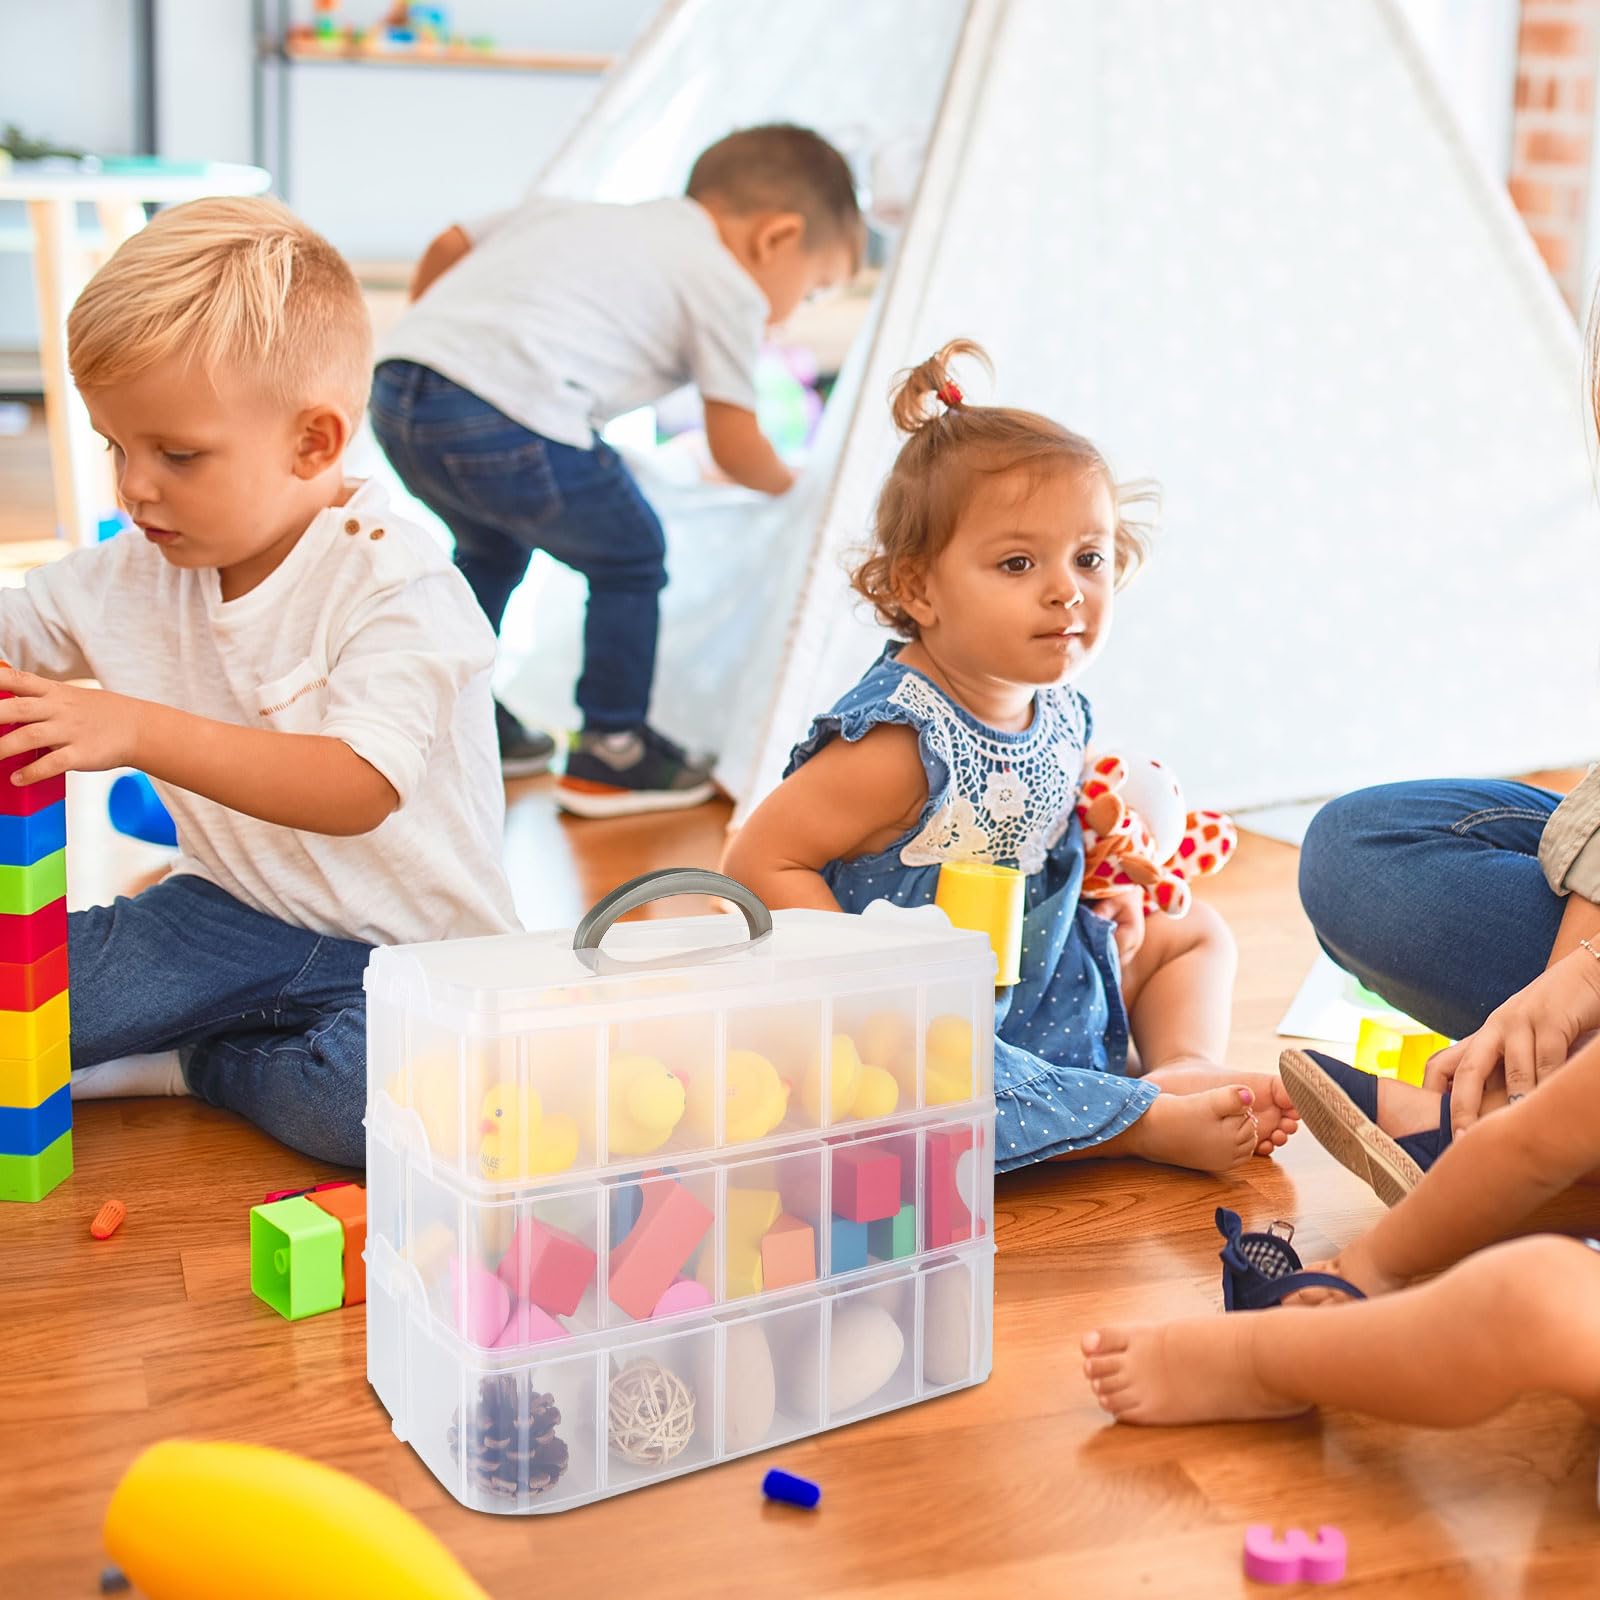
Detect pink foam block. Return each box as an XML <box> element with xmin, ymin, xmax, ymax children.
<box><xmin>831</xmin><ymin>1145</ymin><xmax>901</xmax><ymax>1223</ymax></box>
<box><xmin>609</xmin><ymin>1180</ymin><xmax>713</xmax><ymax>1320</ymax></box>
<box><xmin>652</xmin><ymin>1277</ymin><xmax>714</xmax><ymax>1318</ymax></box>
<box><xmin>924</xmin><ymin>1128</ymin><xmax>975</xmax><ymax>1249</ymax></box>
<box><xmin>448</xmin><ymin>1255</ymin><xmax>511</xmax><ymax>1347</ymax></box>
<box><xmin>492</xmin><ymin>1298</ymin><xmax>568</xmax><ymax>1349</ymax></box>
<box><xmin>496</xmin><ymin>1219</ymin><xmax>598</xmax><ymax>1318</ymax></box>
<box><xmin>1242</xmin><ymin>1525</ymin><xmax>1347</xmax><ymax>1585</ymax></box>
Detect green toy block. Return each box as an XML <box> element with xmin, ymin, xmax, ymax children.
<box><xmin>868</xmin><ymin>1202</ymin><xmax>917</xmax><ymax>1261</ymax></box>
<box><xmin>0</xmin><ymin>850</ymin><xmax>66</xmax><ymax>917</ymax></box>
<box><xmin>250</xmin><ymin>1195</ymin><xmax>344</xmax><ymax>1319</ymax></box>
<box><xmin>0</xmin><ymin>1127</ymin><xmax>71</xmax><ymax>1201</ymax></box>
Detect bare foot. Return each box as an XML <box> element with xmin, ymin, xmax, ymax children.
<box><xmin>1143</xmin><ymin>1061</ymin><xmax>1300</xmax><ymax>1156</ymax></box>
<box><xmin>1285</xmin><ymin>1237</ymin><xmax>1407</xmax><ymax>1306</ymax></box>
<box><xmin>1123</xmin><ymin>1084</ymin><xmax>1260</xmax><ymax>1172</ymax></box>
<box><xmin>1080</xmin><ymin>1319</ymin><xmax>1311</xmax><ymax>1424</ymax></box>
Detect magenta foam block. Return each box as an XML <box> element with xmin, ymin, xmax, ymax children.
<box><xmin>1242</xmin><ymin>1525</ymin><xmax>1347</xmax><ymax>1585</ymax></box>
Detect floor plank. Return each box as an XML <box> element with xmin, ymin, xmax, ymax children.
<box><xmin>2</xmin><ymin>784</ymin><xmax>1597</xmax><ymax>1597</ymax></box>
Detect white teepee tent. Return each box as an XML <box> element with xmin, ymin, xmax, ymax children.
<box><xmin>500</xmin><ymin>0</ymin><xmax>1600</xmax><ymax>818</ymax></box>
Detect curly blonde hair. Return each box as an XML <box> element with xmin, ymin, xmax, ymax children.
<box><xmin>852</xmin><ymin>339</ymin><xmax>1158</xmax><ymax>636</ymax></box>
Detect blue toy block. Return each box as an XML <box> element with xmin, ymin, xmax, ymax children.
<box><xmin>0</xmin><ymin>1083</ymin><xmax>70</xmax><ymax>1156</ymax></box>
<box><xmin>108</xmin><ymin>773</ymin><xmax>177</xmax><ymax>847</ymax></box>
<box><xmin>829</xmin><ymin>1213</ymin><xmax>869</xmax><ymax>1275</ymax></box>
<box><xmin>609</xmin><ymin>1180</ymin><xmax>643</xmax><ymax>1247</ymax></box>
<box><xmin>0</xmin><ymin>801</ymin><xmax>65</xmax><ymax>868</ymax></box>
<box><xmin>762</xmin><ymin>1468</ymin><xmax>820</xmax><ymax>1508</ymax></box>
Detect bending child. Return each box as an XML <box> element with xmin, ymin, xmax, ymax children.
<box><xmin>6</xmin><ymin>198</ymin><xmax>519</xmax><ymax>1165</ymax></box>
<box><xmin>725</xmin><ymin>341</ymin><xmax>1298</xmax><ymax>1175</ymax></box>
<box><xmin>1081</xmin><ymin>1035</ymin><xmax>1600</xmax><ymax>1427</ymax></box>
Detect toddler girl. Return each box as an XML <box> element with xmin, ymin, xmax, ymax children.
<box><xmin>725</xmin><ymin>341</ymin><xmax>1298</xmax><ymax>1174</ymax></box>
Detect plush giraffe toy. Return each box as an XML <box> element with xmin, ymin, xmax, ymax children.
<box><xmin>1076</xmin><ymin>752</ymin><xmax>1237</xmax><ymax>918</ymax></box>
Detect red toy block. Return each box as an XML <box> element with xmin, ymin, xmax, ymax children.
<box><xmin>497</xmin><ymin>1218</ymin><xmax>598</xmax><ymax>1318</ymax></box>
<box><xmin>608</xmin><ymin>1180</ymin><xmax>713</xmax><ymax>1320</ymax></box>
<box><xmin>0</xmin><ymin>944</ymin><xmax>67</xmax><ymax>1012</ymax></box>
<box><xmin>830</xmin><ymin>1145</ymin><xmax>901</xmax><ymax>1223</ymax></box>
<box><xmin>307</xmin><ymin>1183</ymin><xmax>367</xmax><ymax>1305</ymax></box>
<box><xmin>0</xmin><ymin>704</ymin><xmax>64</xmax><ymax>819</ymax></box>
<box><xmin>0</xmin><ymin>899</ymin><xmax>65</xmax><ymax>965</ymax></box>
<box><xmin>925</xmin><ymin>1128</ymin><xmax>974</xmax><ymax>1249</ymax></box>
<box><xmin>760</xmin><ymin>1213</ymin><xmax>816</xmax><ymax>1290</ymax></box>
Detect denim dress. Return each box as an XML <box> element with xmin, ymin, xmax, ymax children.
<box><xmin>786</xmin><ymin>645</ymin><xmax>1159</xmax><ymax>1170</ymax></box>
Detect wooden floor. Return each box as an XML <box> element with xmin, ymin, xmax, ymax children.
<box><xmin>3</xmin><ymin>778</ymin><xmax>1597</xmax><ymax>1598</ymax></box>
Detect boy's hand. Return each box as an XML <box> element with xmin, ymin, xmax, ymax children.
<box><xmin>0</xmin><ymin>667</ymin><xmax>144</xmax><ymax>783</ymax></box>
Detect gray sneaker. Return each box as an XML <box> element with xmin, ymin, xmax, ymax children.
<box><xmin>556</xmin><ymin>724</ymin><xmax>716</xmax><ymax>818</ymax></box>
<box><xmin>496</xmin><ymin>701</ymin><xmax>557</xmax><ymax>778</ymax></box>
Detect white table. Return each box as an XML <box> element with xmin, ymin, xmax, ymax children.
<box><xmin>0</xmin><ymin>161</ymin><xmax>272</xmax><ymax>545</ymax></box>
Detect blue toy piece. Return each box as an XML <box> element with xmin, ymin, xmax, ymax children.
<box><xmin>108</xmin><ymin>772</ymin><xmax>177</xmax><ymax>847</ymax></box>
<box><xmin>762</xmin><ymin>1468</ymin><xmax>820</xmax><ymax>1509</ymax></box>
<box><xmin>829</xmin><ymin>1213</ymin><xmax>869</xmax><ymax>1275</ymax></box>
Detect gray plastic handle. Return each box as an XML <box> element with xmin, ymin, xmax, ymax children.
<box><xmin>572</xmin><ymin>868</ymin><xmax>773</xmax><ymax>962</ymax></box>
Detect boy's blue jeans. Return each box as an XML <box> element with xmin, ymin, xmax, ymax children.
<box><xmin>69</xmin><ymin>875</ymin><xmax>371</xmax><ymax>1166</ymax></box>
<box><xmin>370</xmin><ymin>360</ymin><xmax>668</xmax><ymax>732</ymax></box>
<box><xmin>1298</xmin><ymin>779</ymin><xmax>1566</xmax><ymax>1042</ymax></box>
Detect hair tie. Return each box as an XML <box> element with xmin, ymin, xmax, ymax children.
<box><xmin>936</xmin><ymin>381</ymin><xmax>963</xmax><ymax>409</ymax></box>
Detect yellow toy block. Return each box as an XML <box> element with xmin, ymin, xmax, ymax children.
<box><xmin>1354</xmin><ymin>1017</ymin><xmax>1450</xmax><ymax>1087</ymax></box>
<box><xmin>0</xmin><ymin>1038</ymin><xmax>69</xmax><ymax>1108</ymax></box>
<box><xmin>722</xmin><ymin>1187</ymin><xmax>781</xmax><ymax>1299</ymax></box>
<box><xmin>0</xmin><ymin>989</ymin><xmax>69</xmax><ymax>1059</ymax></box>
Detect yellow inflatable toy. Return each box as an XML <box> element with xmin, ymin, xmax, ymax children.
<box><xmin>606</xmin><ymin>1053</ymin><xmax>687</xmax><ymax>1155</ymax></box>
<box><xmin>476</xmin><ymin>1080</ymin><xmax>580</xmax><ymax>1180</ymax></box>
<box><xmin>800</xmin><ymin>1033</ymin><xmax>899</xmax><ymax>1124</ymax></box>
<box><xmin>103</xmin><ymin>1439</ymin><xmax>489</xmax><ymax>1599</ymax></box>
<box><xmin>684</xmin><ymin>1048</ymin><xmax>791</xmax><ymax>1144</ymax></box>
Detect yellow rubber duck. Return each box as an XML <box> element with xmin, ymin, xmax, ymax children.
<box><xmin>477</xmin><ymin>1080</ymin><xmax>580</xmax><ymax>1180</ymax></box>
<box><xmin>925</xmin><ymin>1014</ymin><xmax>975</xmax><ymax>1105</ymax></box>
<box><xmin>607</xmin><ymin>1053</ymin><xmax>687</xmax><ymax>1155</ymax></box>
<box><xmin>800</xmin><ymin>1033</ymin><xmax>899</xmax><ymax>1124</ymax></box>
<box><xmin>683</xmin><ymin>1048</ymin><xmax>789</xmax><ymax>1143</ymax></box>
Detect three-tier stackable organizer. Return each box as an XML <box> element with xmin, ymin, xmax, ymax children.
<box><xmin>364</xmin><ymin>870</ymin><xmax>996</xmax><ymax>1513</ymax></box>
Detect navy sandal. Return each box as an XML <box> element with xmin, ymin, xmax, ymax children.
<box><xmin>1217</xmin><ymin>1207</ymin><xmax>1365</xmax><ymax>1310</ymax></box>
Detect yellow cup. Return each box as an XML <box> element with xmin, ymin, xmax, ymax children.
<box><xmin>935</xmin><ymin>862</ymin><xmax>1025</xmax><ymax>986</ymax></box>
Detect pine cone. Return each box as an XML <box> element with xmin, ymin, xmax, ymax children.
<box><xmin>448</xmin><ymin>1374</ymin><xmax>569</xmax><ymax>1500</ymax></box>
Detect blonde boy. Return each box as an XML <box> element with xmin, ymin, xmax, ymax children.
<box><xmin>373</xmin><ymin>123</ymin><xmax>863</xmax><ymax>813</ymax></box>
<box><xmin>1</xmin><ymin>196</ymin><xmax>517</xmax><ymax>1165</ymax></box>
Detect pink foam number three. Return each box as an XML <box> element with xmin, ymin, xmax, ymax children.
<box><xmin>1242</xmin><ymin>1524</ymin><xmax>1347</xmax><ymax>1585</ymax></box>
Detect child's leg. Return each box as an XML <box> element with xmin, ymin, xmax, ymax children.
<box><xmin>183</xmin><ymin>1005</ymin><xmax>366</xmax><ymax>1168</ymax></box>
<box><xmin>70</xmin><ymin>876</ymin><xmax>371</xmax><ymax>1163</ymax></box>
<box><xmin>535</xmin><ymin>439</ymin><xmax>667</xmax><ymax>732</ymax></box>
<box><xmin>1120</xmin><ymin>901</ymin><xmax>1298</xmax><ymax>1152</ymax></box>
<box><xmin>1082</xmin><ymin>1235</ymin><xmax>1600</xmax><ymax>1425</ymax></box>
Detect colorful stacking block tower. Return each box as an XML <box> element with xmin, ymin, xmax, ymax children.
<box><xmin>0</xmin><ymin>701</ymin><xmax>69</xmax><ymax>1204</ymax></box>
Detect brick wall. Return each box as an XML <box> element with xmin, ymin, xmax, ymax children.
<box><xmin>1509</xmin><ymin>0</ymin><xmax>1600</xmax><ymax>309</ymax></box>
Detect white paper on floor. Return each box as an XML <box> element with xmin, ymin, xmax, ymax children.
<box><xmin>1277</xmin><ymin>950</ymin><xmax>1426</xmax><ymax>1043</ymax></box>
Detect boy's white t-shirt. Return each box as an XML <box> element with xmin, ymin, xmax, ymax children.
<box><xmin>1</xmin><ymin>478</ymin><xmax>521</xmax><ymax>948</ymax></box>
<box><xmin>379</xmin><ymin>196</ymin><xmax>770</xmax><ymax>448</ymax></box>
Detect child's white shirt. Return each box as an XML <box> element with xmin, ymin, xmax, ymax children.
<box><xmin>1</xmin><ymin>478</ymin><xmax>521</xmax><ymax>947</ymax></box>
<box><xmin>379</xmin><ymin>196</ymin><xmax>770</xmax><ymax>448</ymax></box>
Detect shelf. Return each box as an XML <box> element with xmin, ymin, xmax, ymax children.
<box><xmin>276</xmin><ymin>39</ymin><xmax>613</xmax><ymax>75</ymax></box>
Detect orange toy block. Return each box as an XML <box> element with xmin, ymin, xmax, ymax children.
<box><xmin>608</xmin><ymin>1180</ymin><xmax>713</xmax><ymax>1320</ymax></box>
<box><xmin>307</xmin><ymin>1184</ymin><xmax>367</xmax><ymax>1305</ymax></box>
<box><xmin>759</xmin><ymin>1213</ymin><xmax>816</xmax><ymax>1291</ymax></box>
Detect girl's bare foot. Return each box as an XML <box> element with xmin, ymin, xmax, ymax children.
<box><xmin>1122</xmin><ymin>1084</ymin><xmax>1260</xmax><ymax>1172</ymax></box>
<box><xmin>1143</xmin><ymin>1060</ymin><xmax>1300</xmax><ymax>1156</ymax></box>
<box><xmin>1080</xmin><ymin>1320</ymin><xmax>1310</xmax><ymax>1424</ymax></box>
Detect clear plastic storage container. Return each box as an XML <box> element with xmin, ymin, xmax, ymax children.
<box><xmin>365</xmin><ymin>870</ymin><xmax>997</xmax><ymax>1512</ymax></box>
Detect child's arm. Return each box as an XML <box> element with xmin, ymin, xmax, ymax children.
<box><xmin>409</xmin><ymin>224</ymin><xmax>472</xmax><ymax>301</ymax></box>
<box><xmin>721</xmin><ymin>724</ymin><xmax>926</xmax><ymax>910</ymax></box>
<box><xmin>702</xmin><ymin>402</ymin><xmax>796</xmax><ymax>495</ymax></box>
<box><xmin>0</xmin><ymin>669</ymin><xmax>397</xmax><ymax>835</ymax></box>
<box><xmin>1340</xmin><ymin>1044</ymin><xmax>1600</xmax><ymax>1293</ymax></box>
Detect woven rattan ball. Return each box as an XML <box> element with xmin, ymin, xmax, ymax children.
<box><xmin>608</xmin><ymin>1358</ymin><xmax>696</xmax><ymax>1466</ymax></box>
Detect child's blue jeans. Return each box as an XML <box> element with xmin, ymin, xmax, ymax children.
<box><xmin>1299</xmin><ymin>778</ymin><xmax>1566</xmax><ymax>1041</ymax></box>
<box><xmin>69</xmin><ymin>875</ymin><xmax>371</xmax><ymax>1166</ymax></box>
<box><xmin>370</xmin><ymin>359</ymin><xmax>668</xmax><ymax>732</ymax></box>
